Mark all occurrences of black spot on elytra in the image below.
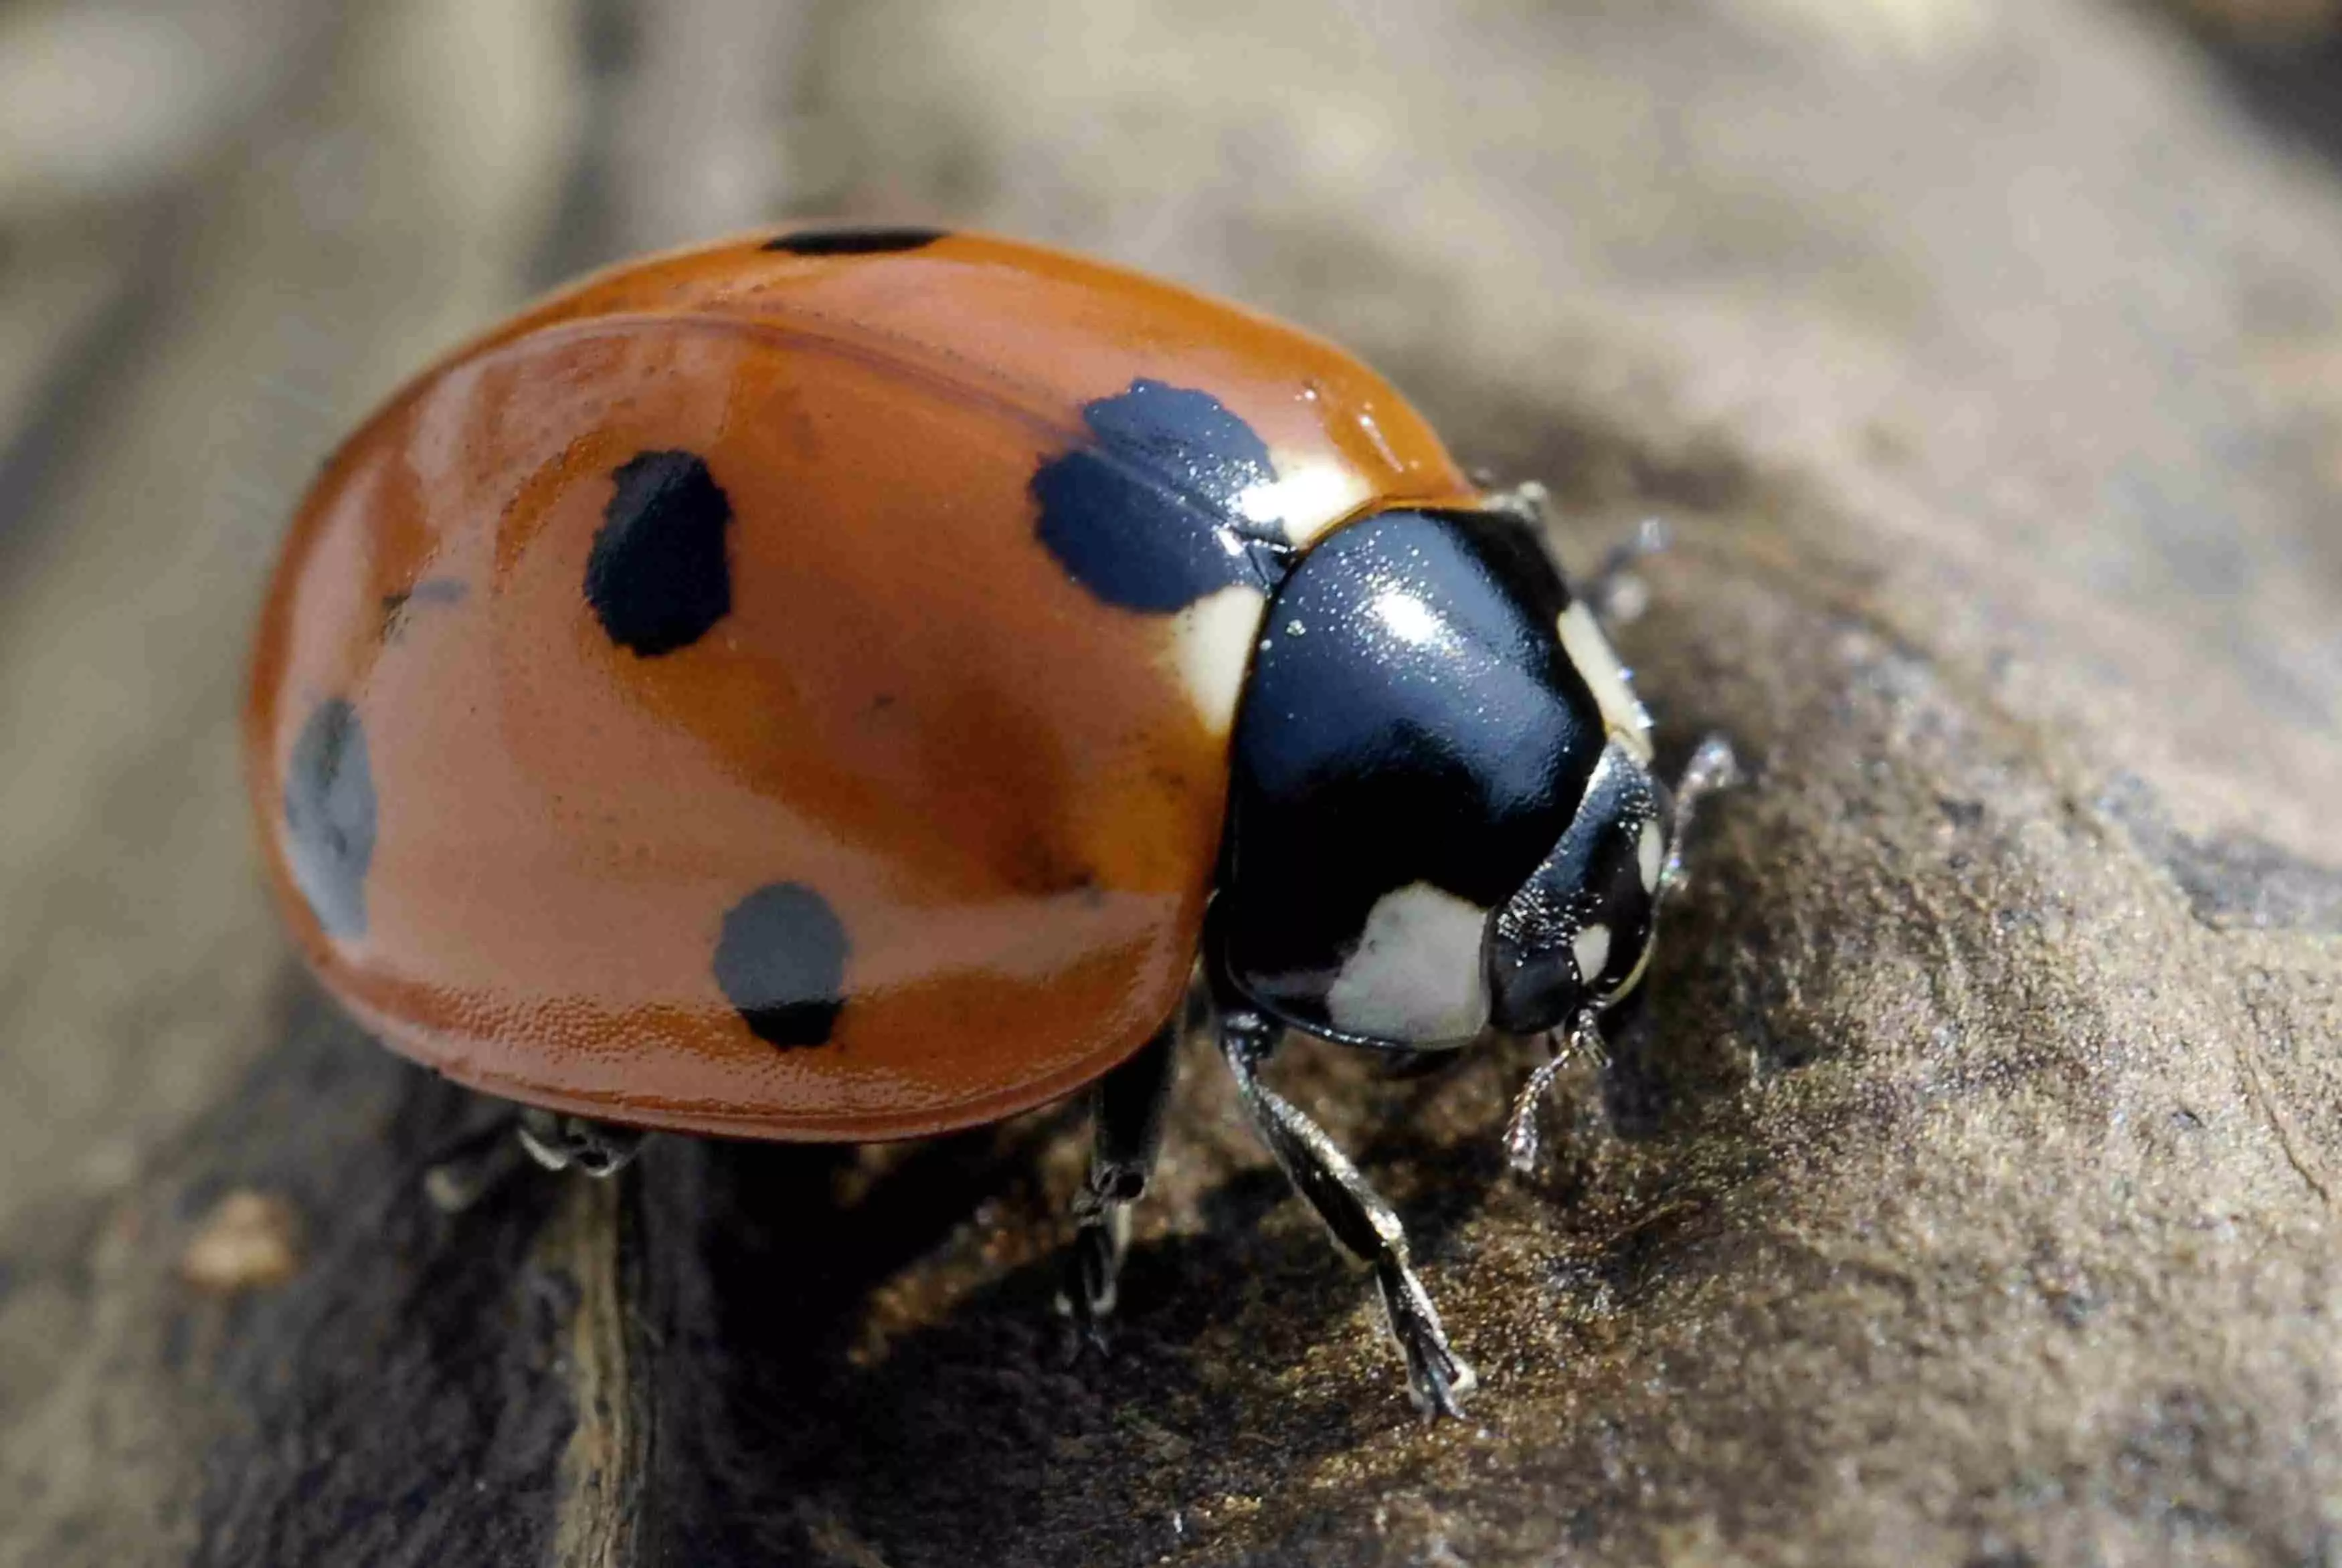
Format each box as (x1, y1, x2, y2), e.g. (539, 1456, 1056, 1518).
(1031, 378, 1289, 612)
(715, 883, 848, 1048)
(284, 698, 375, 940)
(762, 227, 947, 256)
(586, 450, 733, 656)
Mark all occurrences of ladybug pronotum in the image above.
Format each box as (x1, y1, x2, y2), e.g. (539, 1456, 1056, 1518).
(245, 226, 1727, 1414)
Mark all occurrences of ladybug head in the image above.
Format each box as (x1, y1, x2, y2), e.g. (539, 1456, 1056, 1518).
(1214, 506, 1669, 1050)
(1483, 745, 1668, 1036)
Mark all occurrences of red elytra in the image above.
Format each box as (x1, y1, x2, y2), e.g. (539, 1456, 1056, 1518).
(244, 227, 1477, 1143)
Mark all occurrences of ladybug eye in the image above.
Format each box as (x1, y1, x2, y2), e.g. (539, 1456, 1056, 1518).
(1487, 743, 1665, 1035)
(1488, 873, 1584, 1036)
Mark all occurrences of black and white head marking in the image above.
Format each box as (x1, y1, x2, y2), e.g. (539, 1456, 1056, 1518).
(585, 449, 734, 657)
(1217, 507, 1612, 1046)
(1486, 740, 1668, 1036)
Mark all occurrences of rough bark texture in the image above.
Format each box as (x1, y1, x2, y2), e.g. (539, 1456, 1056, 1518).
(3, 1, 2339, 1564)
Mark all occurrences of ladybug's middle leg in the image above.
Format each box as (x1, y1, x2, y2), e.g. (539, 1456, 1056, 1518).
(1062, 1015, 1180, 1351)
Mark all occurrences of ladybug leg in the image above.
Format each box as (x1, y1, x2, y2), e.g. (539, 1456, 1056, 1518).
(424, 1107, 646, 1211)
(1482, 478, 1667, 622)
(1502, 1009, 1608, 1178)
(1063, 1017, 1180, 1352)
(1479, 478, 1550, 525)
(515, 1108, 646, 1179)
(1217, 1007, 1479, 1418)
(1585, 516, 1672, 623)
(1659, 732, 1742, 898)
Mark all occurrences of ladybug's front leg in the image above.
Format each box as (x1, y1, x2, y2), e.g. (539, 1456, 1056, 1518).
(1061, 1015, 1180, 1351)
(1216, 1007, 1478, 1418)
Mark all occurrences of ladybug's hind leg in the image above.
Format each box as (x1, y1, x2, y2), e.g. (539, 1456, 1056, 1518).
(516, 1108, 646, 1179)
(422, 1106, 645, 1213)
(1061, 1015, 1180, 1352)
(1216, 1005, 1478, 1418)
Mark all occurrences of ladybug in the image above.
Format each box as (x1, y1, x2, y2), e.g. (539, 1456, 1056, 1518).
(245, 225, 1728, 1415)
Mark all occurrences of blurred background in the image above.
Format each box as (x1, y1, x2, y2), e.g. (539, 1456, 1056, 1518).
(5, 1, 2341, 1564)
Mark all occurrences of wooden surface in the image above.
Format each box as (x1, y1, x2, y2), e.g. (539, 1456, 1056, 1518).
(3, 1, 2340, 1564)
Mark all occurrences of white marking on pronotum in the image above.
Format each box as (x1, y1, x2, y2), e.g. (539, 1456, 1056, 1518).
(1326, 882, 1491, 1044)
(1167, 584, 1268, 734)
(1556, 602, 1653, 762)
(1235, 458, 1371, 547)
(1638, 819, 1664, 893)
(1572, 922, 1613, 988)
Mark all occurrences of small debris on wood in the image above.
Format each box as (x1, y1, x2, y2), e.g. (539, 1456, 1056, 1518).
(178, 1190, 302, 1294)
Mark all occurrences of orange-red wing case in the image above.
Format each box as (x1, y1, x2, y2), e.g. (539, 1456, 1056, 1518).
(245, 230, 1474, 1139)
